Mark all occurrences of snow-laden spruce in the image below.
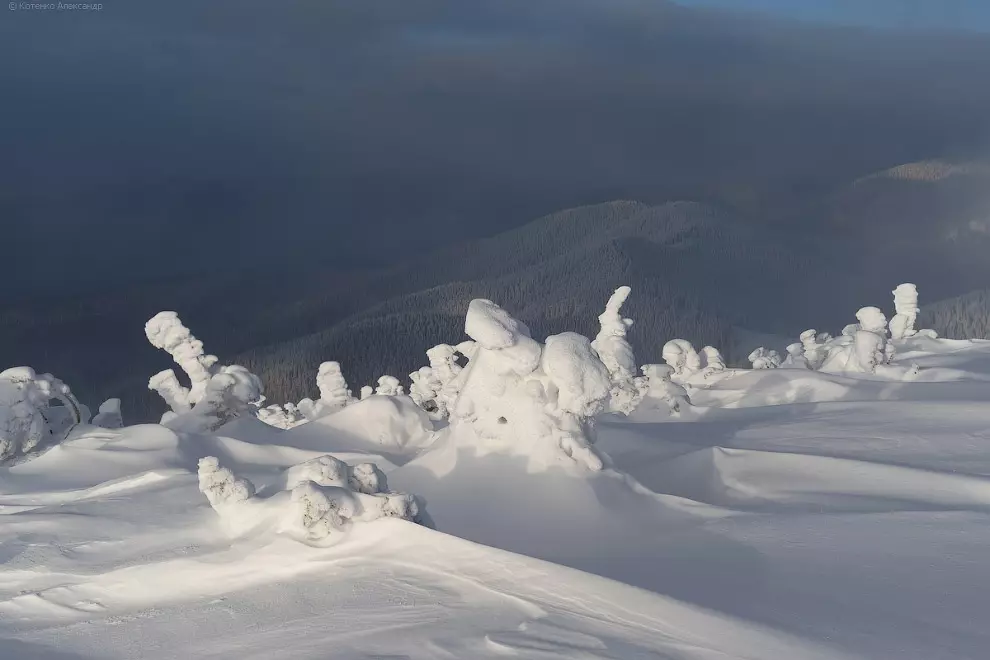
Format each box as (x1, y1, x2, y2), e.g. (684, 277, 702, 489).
(699, 345, 726, 378)
(0, 367, 87, 462)
(889, 283, 920, 339)
(591, 286, 644, 415)
(662, 339, 702, 380)
(317, 361, 356, 411)
(198, 454, 427, 543)
(639, 363, 690, 416)
(748, 347, 781, 369)
(256, 402, 307, 429)
(450, 299, 612, 471)
(146, 312, 263, 431)
(375, 375, 404, 396)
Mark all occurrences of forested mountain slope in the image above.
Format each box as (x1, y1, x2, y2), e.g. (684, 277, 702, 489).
(3, 160, 989, 419)
(236, 200, 814, 405)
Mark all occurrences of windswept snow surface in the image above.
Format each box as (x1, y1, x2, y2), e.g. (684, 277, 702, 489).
(4, 339, 990, 658)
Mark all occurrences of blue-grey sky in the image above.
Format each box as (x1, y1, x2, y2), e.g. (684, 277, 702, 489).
(679, 0, 990, 32)
(3, 0, 990, 300)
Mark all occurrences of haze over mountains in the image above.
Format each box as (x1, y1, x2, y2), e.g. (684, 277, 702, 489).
(3, 0, 990, 417)
(3, 157, 990, 419)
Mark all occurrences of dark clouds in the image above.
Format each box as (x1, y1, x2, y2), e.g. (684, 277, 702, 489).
(3, 0, 990, 299)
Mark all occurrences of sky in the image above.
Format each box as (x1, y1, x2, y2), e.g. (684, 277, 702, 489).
(2, 0, 990, 300)
(679, 0, 990, 32)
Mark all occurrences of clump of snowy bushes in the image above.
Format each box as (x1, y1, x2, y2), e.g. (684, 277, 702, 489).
(198, 454, 428, 543)
(146, 312, 263, 432)
(0, 367, 87, 462)
(638, 363, 690, 415)
(450, 298, 614, 471)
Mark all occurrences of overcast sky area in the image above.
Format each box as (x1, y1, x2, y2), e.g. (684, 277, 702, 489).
(680, 0, 990, 32)
(3, 0, 990, 301)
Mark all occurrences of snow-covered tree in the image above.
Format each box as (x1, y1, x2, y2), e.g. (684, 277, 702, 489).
(423, 343, 467, 418)
(92, 398, 123, 429)
(748, 347, 781, 369)
(146, 312, 264, 430)
(662, 339, 702, 379)
(841, 323, 860, 337)
(359, 386, 373, 400)
(799, 329, 828, 370)
(889, 283, 919, 340)
(409, 366, 443, 415)
(374, 375, 403, 396)
(781, 343, 810, 369)
(591, 286, 643, 414)
(699, 345, 726, 378)
(257, 402, 307, 429)
(640, 364, 690, 416)
(317, 361, 355, 411)
(198, 456, 256, 509)
(145, 311, 218, 412)
(450, 299, 611, 471)
(1, 367, 87, 462)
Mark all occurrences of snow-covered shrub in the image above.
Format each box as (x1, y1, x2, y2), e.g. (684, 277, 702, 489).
(0, 367, 87, 461)
(198, 456, 256, 509)
(662, 339, 702, 379)
(640, 364, 690, 416)
(359, 386, 373, 400)
(856, 307, 888, 335)
(847, 307, 895, 373)
(409, 366, 442, 415)
(146, 312, 264, 431)
(420, 343, 469, 418)
(145, 311, 218, 412)
(375, 375, 404, 396)
(182, 365, 263, 431)
(317, 361, 355, 411)
(799, 329, 828, 370)
(699, 346, 726, 378)
(748, 347, 781, 369)
(450, 299, 611, 471)
(591, 286, 643, 415)
(781, 343, 810, 369)
(93, 398, 123, 429)
(257, 402, 307, 429)
(889, 283, 919, 340)
(200, 455, 427, 544)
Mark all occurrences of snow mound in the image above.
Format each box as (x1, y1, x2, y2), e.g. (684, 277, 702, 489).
(282, 394, 437, 462)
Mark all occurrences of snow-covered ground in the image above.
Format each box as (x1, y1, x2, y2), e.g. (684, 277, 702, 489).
(4, 335, 990, 658)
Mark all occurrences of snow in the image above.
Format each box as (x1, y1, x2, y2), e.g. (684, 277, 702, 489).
(5, 311, 990, 658)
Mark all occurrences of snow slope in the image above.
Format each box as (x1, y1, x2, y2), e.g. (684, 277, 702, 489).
(4, 339, 990, 658)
